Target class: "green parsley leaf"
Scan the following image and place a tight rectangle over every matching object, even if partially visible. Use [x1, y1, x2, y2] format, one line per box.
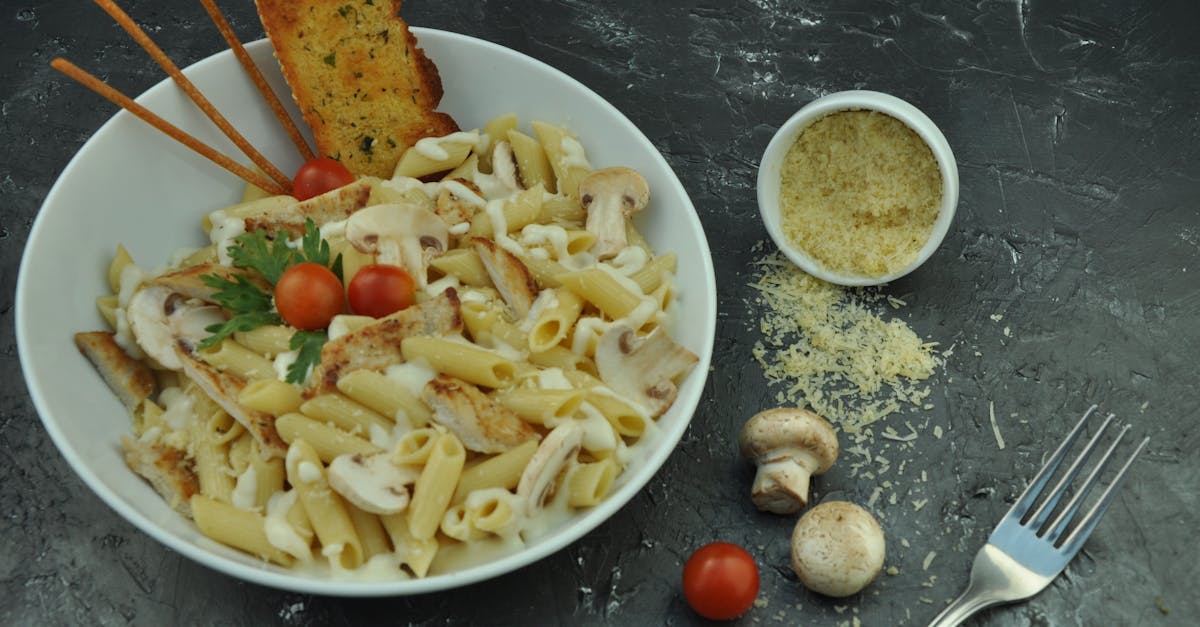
[287, 330, 327, 384]
[296, 218, 344, 281]
[200, 273, 273, 314]
[228, 229, 295, 284]
[197, 310, 282, 351]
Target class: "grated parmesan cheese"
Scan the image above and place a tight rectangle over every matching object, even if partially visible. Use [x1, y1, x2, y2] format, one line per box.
[989, 401, 1005, 450]
[778, 110, 942, 278]
[750, 252, 942, 436]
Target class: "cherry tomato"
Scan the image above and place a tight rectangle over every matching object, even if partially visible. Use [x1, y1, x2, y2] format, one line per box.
[274, 262, 345, 330]
[348, 264, 416, 318]
[682, 542, 759, 621]
[292, 157, 355, 201]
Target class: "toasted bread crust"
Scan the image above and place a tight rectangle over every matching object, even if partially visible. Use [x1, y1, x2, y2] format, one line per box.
[257, 0, 459, 178]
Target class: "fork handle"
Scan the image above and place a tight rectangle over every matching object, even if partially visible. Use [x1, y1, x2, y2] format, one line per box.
[926, 587, 1002, 627]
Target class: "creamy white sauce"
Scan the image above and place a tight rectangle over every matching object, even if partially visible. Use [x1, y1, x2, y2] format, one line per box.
[117, 264, 147, 307]
[536, 368, 573, 390]
[519, 290, 558, 333]
[413, 131, 480, 161]
[231, 465, 258, 511]
[559, 136, 591, 170]
[297, 461, 322, 484]
[273, 350, 299, 382]
[447, 221, 470, 236]
[571, 317, 610, 356]
[610, 245, 649, 275]
[264, 490, 311, 561]
[424, 274, 461, 299]
[157, 387, 194, 431]
[484, 199, 526, 257]
[576, 405, 618, 453]
[207, 209, 247, 266]
[440, 180, 487, 207]
[385, 360, 436, 398]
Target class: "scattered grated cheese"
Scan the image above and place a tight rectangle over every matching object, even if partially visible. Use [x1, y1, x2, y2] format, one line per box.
[989, 401, 1005, 450]
[912, 499, 929, 511]
[902, 538, 911, 548]
[933, 425, 944, 439]
[750, 252, 942, 438]
[922, 551, 937, 570]
[989, 313, 1003, 322]
[886, 566, 900, 575]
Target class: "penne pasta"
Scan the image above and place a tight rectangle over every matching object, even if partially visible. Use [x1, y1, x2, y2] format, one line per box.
[494, 388, 584, 426]
[199, 338, 275, 381]
[531, 121, 591, 197]
[392, 427, 440, 466]
[528, 288, 583, 353]
[556, 268, 644, 320]
[192, 495, 294, 566]
[275, 413, 383, 462]
[452, 439, 539, 504]
[233, 324, 294, 356]
[285, 439, 364, 570]
[406, 432, 467, 540]
[379, 513, 438, 578]
[506, 128, 555, 192]
[238, 379, 303, 416]
[400, 337, 517, 389]
[300, 393, 393, 436]
[429, 248, 492, 288]
[336, 369, 431, 428]
[567, 458, 620, 507]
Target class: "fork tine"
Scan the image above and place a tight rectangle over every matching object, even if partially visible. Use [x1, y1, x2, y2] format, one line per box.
[1041, 424, 1129, 541]
[1057, 436, 1150, 558]
[1024, 412, 1116, 529]
[1002, 405, 1098, 522]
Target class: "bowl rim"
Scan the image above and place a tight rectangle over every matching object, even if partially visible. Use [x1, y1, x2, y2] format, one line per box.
[756, 89, 959, 286]
[16, 27, 716, 596]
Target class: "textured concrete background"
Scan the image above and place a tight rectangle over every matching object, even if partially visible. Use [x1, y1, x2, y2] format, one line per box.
[3, 0, 1198, 625]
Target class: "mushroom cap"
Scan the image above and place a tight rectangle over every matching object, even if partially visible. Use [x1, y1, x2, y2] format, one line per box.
[344, 202, 450, 256]
[578, 166, 650, 217]
[790, 501, 886, 597]
[738, 407, 839, 474]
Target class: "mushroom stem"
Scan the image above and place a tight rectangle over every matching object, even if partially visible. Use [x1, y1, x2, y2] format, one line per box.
[751, 458, 815, 513]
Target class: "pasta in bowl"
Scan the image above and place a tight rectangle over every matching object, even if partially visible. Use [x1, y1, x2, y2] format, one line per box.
[17, 29, 716, 595]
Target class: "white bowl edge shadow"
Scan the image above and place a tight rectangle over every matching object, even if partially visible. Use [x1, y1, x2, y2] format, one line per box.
[756, 90, 959, 287]
[16, 28, 717, 596]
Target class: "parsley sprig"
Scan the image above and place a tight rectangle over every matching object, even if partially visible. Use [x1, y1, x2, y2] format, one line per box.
[199, 218, 343, 384]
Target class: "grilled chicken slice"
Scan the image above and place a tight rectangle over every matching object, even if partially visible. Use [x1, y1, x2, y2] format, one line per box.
[74, 331, 157, 411]
[471, 237, 539, 318]
[121, 435, 200, 518]
[306, 289, 464, 396]
[243, 177, 374, 237]
[179, 355, 288, 456]
[422, 374, 539, 454]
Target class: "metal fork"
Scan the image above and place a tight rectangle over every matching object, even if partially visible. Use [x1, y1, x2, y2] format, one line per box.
[928, 406, 1149, 627]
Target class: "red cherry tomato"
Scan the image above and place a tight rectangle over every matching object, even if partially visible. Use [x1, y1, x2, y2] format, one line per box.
[348, 264, 416, 318]
[274, 262, 345, 330]
[292, 157, 355, 201]
[682, 542, 759, 621]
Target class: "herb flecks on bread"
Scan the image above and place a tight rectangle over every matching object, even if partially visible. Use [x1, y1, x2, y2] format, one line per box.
[256, 0, 459, 178]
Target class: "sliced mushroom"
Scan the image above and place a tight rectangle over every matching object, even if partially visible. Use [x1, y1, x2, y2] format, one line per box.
[422, 374, 540, 453]
[594, 324, 698, 417]
[579, 167, 649, 260]
[517, 421, 583, 514]
[491, 140, 524, 193]
[327, 452, 419, 515]
[791, 501, 886, 597]
[344, 203, 449, 287]
[470, 237, 539, 318]
[739, 408, 839, 514]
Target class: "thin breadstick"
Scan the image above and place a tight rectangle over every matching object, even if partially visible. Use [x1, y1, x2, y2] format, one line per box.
[199, 0, 316, 161]
[50, 57, 287, 196]
[94, 0, 293, 192]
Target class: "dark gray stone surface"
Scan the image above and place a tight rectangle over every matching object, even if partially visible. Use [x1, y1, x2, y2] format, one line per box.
[3, 0, 1197, 625]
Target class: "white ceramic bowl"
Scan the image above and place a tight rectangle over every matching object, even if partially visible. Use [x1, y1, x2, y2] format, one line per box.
[16, 29, 716, 596]
[757, 90, 958, 286]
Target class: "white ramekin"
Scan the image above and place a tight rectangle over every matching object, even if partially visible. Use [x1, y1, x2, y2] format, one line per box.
[756, 90, 959, 286]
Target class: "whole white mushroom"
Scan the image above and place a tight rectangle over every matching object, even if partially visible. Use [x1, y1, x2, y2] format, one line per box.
[738, 407, 839, 514]
[790, 501, 886, 597]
